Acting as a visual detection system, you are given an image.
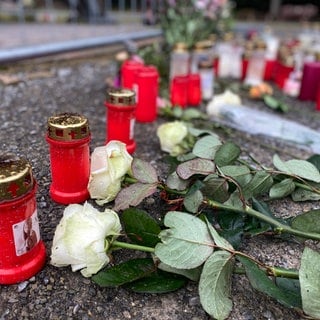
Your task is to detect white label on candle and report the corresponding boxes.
[12,210,40,256]
[129,118,135,140]
[133,83,139,103]
[200,69,214,100]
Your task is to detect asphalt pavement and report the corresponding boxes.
[0,19,303,64]
[0,21,161,63]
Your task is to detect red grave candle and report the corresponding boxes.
[105,88,136,154]
[274,61,294,89]
[263,59,276,81]
[213,57,219,77]
[299,62,320,101]
[0,154,46,284]
[316,83,320,111]
[170,75,188,108]
[241,58,249,81]
[121,60,144,89]
[135,65,159,122]
[188,73,201,106]
[46,113,91,204]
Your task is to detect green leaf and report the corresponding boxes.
[273,154,320,183]
[172,106,184,118]
[219,229,243,250]
[264,94,280,110]
[155,211,214,269]
[199,251,234,320]
[215,209,245,249]
[188,127,219,138]
[193,135,222,160]
[279,101,289,113]
[269,178,296,199]
[217,210,245,230]
[158,262,201,281]
[132,158,158,184]
[291,209,320,234]
[202,175,230,203]
[183,189,203,213]
[243,171,274,199]
[114,182,158,211]
[122,208,161,247]
[291,188,320,201]
[307,154,320,171]
[223,190,244,209]
[176,158,216,180]
[92,258,156,287]
[166,171,190,191]
[246,224,271,237]
[300,247,320,318]
[251,198,273,218]
[238,256,302,309]
[251,197,287,225]
[243,198,280,235]
[177,152,197,162]
[181,108,207,121]
[205,218,234,250]
[275,278,301,300]
[215,142,241,166]
[219,165,252,187]
[126,270,187,293]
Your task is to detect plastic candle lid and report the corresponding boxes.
[106,88,136,106]
[0,154,34,202]
[47,113,90,141]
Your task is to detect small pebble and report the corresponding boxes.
[73,304,80,314]
[17,281,29,292]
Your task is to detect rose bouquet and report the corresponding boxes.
[138,0,234,94]
[160,0,233,49]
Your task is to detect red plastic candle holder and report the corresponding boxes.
[121,60,144,89]
[170,75,188,108]
[0,154,46,284]
[213,57,219,77]
[263,59,276,81]
[46,113,91,204]
[188,74,201,106]
[241,59,249,81]
[299,62,320,101]
[105,88,136,154]
[274,61,294,89]
[135,65,159,122]
[316,83,320,111]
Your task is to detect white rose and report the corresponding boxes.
[88,141,133,205]
[206,90,242,117]
[50,202,121,277]
[157,121,188,156]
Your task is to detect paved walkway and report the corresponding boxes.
[0,22,161,62]
[0,20,302,63]
[0,22,149,49]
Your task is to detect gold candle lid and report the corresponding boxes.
[223,32,234,42]
[106,88,136,106]
[198,58,213,69]
[47,113,90,141]
[0,154,34,202]
[173,42,188,52]
[194,40,213,50]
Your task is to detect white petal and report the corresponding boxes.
[157,121,188,154]
[50,203,121,275]
[88,170,113,200]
